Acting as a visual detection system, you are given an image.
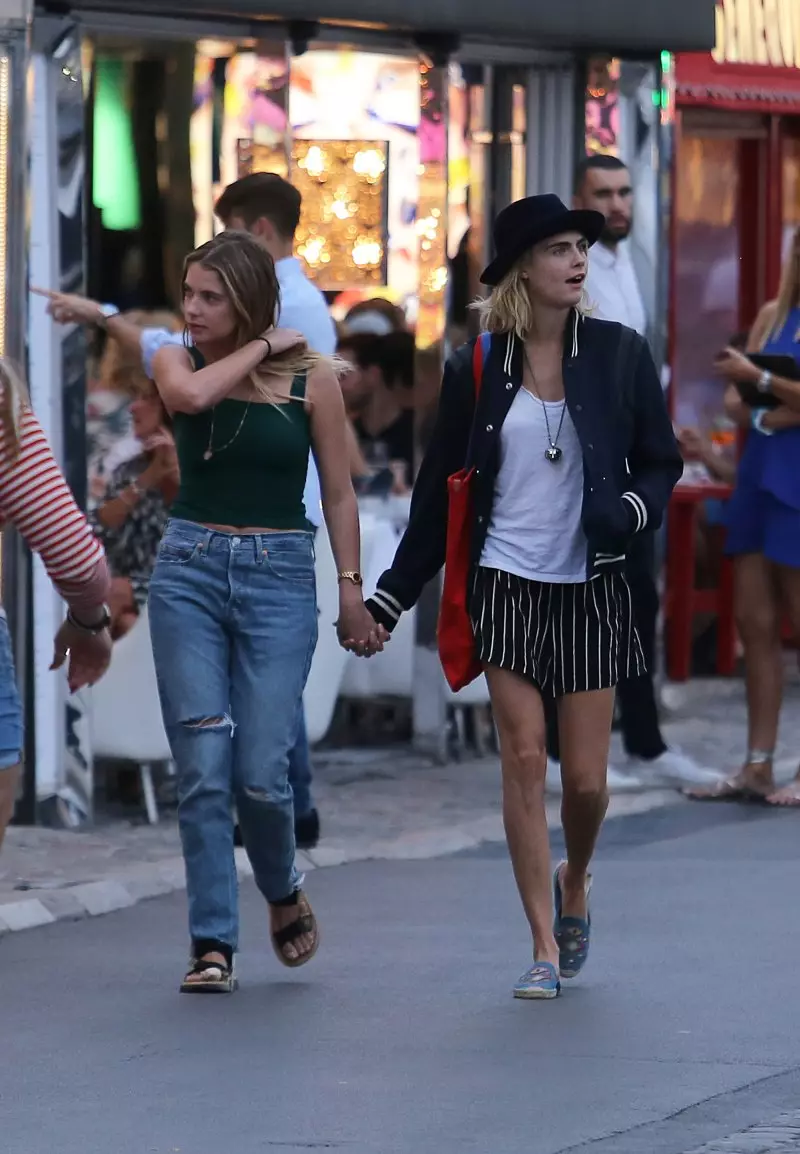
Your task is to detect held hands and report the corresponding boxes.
[50,620,112,694]
[713,346,760,385]
[336,586,390,658]
[31,286,104,327]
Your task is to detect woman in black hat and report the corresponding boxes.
[361,194,682,999]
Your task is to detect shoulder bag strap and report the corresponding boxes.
[472,331,491,399]
[464,332,491,465]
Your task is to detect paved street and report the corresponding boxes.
[3,674,800,912]
[4,673,800,934]
[3,798,800,1154]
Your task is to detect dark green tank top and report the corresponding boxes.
[170,352,311,530]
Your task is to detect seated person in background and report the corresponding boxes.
[91,381,177,639]
[87,308,181,500]
[414,342,445,450]
[677,426,737,485]
[342,297,408,336]
[336,330,416,494]
[676,425,738,600]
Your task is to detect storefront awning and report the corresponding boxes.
[64,0,717,53]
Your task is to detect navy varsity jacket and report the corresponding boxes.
[366,312,683,633]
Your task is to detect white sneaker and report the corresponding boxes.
[606,765,646,792]
[628,747,722,788]
[546,758,645,794]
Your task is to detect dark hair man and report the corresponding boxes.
[574,154,646,336]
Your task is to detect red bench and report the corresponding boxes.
[665,481,737,682]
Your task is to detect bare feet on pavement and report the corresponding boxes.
[767,770,800,808]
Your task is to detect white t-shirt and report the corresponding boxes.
[480,389,588,584]
[585,241,647,336]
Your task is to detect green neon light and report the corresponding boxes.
[92,57,141,231]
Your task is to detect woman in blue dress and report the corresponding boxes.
[689,231,800,806]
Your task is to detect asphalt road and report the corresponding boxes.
[3,801,800,1154]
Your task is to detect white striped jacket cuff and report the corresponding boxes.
[368,589,403,623]
[622,491,648,533]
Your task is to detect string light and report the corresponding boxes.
[238,137,388,288]
[416,159,448,348]
[292,139,388,287]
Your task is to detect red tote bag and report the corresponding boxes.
[437,333,491,692]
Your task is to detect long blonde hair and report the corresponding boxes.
[0,358,30,463]
[183,231,337,403]
[471,255,591,341]
[761,227,800,348]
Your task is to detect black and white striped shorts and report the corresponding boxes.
[469,567,645,697]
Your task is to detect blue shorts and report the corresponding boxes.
[725,482,800,568]
[0,611,22,770]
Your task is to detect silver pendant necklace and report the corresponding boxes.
[523,348,566,463]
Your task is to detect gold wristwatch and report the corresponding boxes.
[337,571,363,587]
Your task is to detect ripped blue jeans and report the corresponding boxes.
[149,519,318,952]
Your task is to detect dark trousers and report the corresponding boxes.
[545,534,667,762]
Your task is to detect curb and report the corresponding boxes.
[0,790,678,937]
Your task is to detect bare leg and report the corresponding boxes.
[0,763,20,853]
[484,665,558,969]
[557,689,614,919]
[767,565,800,807]
[687,554,781,799]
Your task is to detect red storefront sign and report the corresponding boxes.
[676,0,800,111]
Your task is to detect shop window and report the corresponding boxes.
[585,57,621,156]
[674,134,740,429]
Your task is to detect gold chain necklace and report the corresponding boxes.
[203,402,251,461]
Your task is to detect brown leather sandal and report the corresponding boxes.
[269,890,319,969]
[180,954,237,994]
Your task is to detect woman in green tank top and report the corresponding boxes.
[148,231,382,994]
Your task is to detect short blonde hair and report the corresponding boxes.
[471,258,591,340]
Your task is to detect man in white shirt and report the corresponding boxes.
[546,155,709,788]
[44,174,335,844]
[578,157,647,338]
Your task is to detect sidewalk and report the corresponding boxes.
[2,675,798,936]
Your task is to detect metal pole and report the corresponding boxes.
[411,48,451,761]
[0,9,33,822]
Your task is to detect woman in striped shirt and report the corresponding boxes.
[0,360,112,851]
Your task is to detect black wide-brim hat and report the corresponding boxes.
[480,194,605,287]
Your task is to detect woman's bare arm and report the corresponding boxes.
[152,343,267,414]
[743,301,800,410]
[308,365,361,575]
[308,364,383,653]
